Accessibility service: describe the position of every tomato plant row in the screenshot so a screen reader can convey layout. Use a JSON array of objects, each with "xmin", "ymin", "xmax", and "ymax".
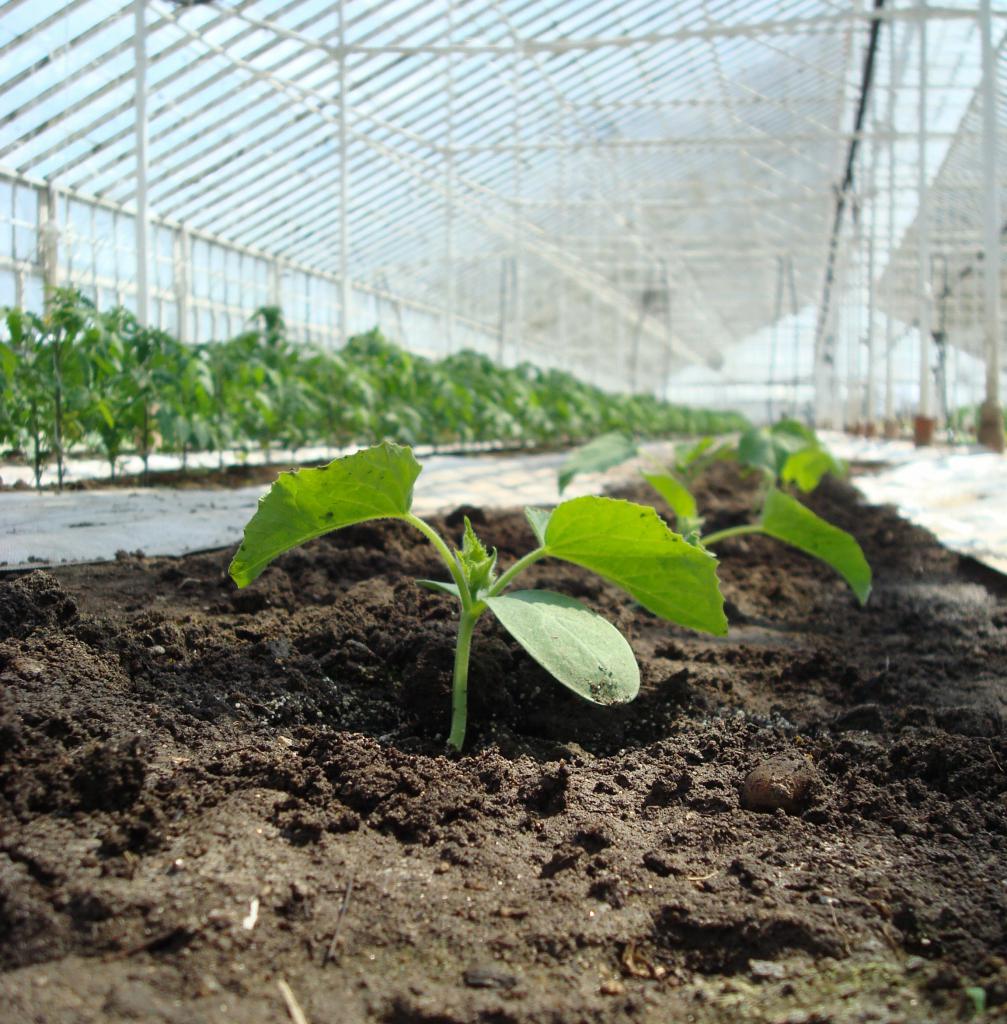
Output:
[{"xmin": 0, "ymin": 289, "xmax": 747, "ymax": 489}]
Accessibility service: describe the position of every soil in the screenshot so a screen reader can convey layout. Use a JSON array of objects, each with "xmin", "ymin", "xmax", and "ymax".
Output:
[{"xmin": 1, "ymin": 464, "xmax": 1005, "ymax": 1023}]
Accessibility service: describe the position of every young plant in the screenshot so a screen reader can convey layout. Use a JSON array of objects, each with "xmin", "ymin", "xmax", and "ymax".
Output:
[
  {"xmin": 229, "ymin": 442, "xmax": 727, "ymax": 751},
  {"xmin": 559, "ymin": 423, "xmax": 871, "ymax": 604}
]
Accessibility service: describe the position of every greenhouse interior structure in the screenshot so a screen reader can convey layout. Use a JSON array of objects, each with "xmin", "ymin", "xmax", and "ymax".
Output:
[{"xmin": 3, "ymin": 2, "xmax": 1007, "ymax": 1023}]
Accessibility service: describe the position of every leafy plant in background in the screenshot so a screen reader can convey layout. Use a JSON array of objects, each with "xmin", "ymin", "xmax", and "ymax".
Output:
[
  {"xmin": 0, "ymin": 291, "xmax": 747, "ymax": 485},
  {"xmin": 559, "ymin": 420, "xmax": 871, "ymax": 604},
  {"xmin": 229, "ymin": 442, "xmax": 727, "ymax": 751},
  {"xmin": 0, "ymin": 289, "xmax": 100, "ymax": 489}
]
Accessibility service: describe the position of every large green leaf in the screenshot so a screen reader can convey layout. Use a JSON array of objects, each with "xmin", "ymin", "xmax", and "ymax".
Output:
[
  {"xmin": 542, "ymin": 496, "xmax": 727, "ymax": 635},
  {"xmin": 230, "ymin": 441, "xmax": 420, "ymax": 586},
  {"xmin": 484, "ymin": 590, "xmax": 639, "ymax": 704},
  {"xmin": 760, "ymin": 488, "xmax": 871, "ymax": 604},
  {"xmin": 558, "ymin": 432, "xmax": 638, "ymax": 494},
  {"xmin": 780, "ymin": 446, "xmax": 844, "ymax": 493},
  {"xmin": 640, "ymin": 470, "xmax": 698, "ymax": 523}
]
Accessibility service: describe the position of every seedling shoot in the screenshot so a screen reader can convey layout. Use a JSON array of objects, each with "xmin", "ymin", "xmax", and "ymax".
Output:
[{"xmin": 230, "ymin": 442, "xmax": 727, "ymax": 751}]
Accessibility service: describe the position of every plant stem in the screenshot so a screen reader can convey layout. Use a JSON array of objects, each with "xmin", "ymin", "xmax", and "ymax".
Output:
[
  {"xmin": 403, "ymin": 512, "xmax": 471, "ymax": 606},
  {"xmin": 447, "ymin": 610, "xmax": 477, "ymax": 752},
  {"xmin": 487, "ymin": 547, "xmax": 546, "ymax": 597},
  {"xmin": 700, "ymin": 523, "xmax": 763, "ymax": 547}
]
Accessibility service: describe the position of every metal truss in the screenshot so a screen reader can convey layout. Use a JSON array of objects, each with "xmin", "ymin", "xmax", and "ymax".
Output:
[{"xmin": 0, "ymin": 0, "xmax": 1003, "ymax": 412}]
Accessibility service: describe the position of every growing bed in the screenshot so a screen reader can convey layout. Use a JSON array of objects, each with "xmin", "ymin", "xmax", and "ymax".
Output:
[{"xmin": 1, "ymin": 464, "xmax": 1005, "ymax": 1023}]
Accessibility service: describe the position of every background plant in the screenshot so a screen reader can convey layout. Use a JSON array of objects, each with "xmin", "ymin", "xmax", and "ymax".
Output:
[
  {"xmin": 559, "ymin": 421, "xmax": 871, "ymax": 604},
  {"xmin": 0, "ymin": 290, "xmax": 747, "ymax": 487}
]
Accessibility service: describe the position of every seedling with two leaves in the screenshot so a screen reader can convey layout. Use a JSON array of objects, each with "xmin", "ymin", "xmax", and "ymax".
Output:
[
  {"xmin": 230, "ymin": 442, "xmax": 727, "ymax": 751},
  {"xmin": 558, "ymin": 421, "xmax": 871, "ymax": 605}
]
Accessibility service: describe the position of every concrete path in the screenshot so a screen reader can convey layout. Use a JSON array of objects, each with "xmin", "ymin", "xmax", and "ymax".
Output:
[
  {"xmin": 0, "ymin": 449, "xmax": 642, "ymax": 569},
  {"xmin": 2, "ymin": 435, "xmax": 1006, "ymax": 576}
]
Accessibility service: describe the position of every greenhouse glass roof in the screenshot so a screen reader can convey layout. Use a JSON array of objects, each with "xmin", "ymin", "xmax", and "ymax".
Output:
[{"xmin": 0, "ymin": 0, "xmax": 1004, "ymax": 415}]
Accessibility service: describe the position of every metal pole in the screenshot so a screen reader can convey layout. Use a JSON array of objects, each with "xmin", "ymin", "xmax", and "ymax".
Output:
[
  {"xmin": 662, "ymin": 258, "xmax": 674, "ymax": 400},
  {"xmin": 787, "ymin": 256, "xmax": 800, "ymax": 417},
  {"xmin": 557, "ymin": 117, "xmax": 568, "ymax": 368},
  {"xmin": 41, "ymin": 182, "xmax": 60, "ymax": 309},
  {"xmin": 174, "ymin": 226, "xmax": 189, "ymax": 342},
  {"xmin": 884, "ymin": 15, "xmax": 898, "ymax": 436},
  {"xmin": 134, "ymin": 0, "xmax": 150, "ymax": 326},
  {"xmin": 846, "ymin": 210, "xmax": 861, "ymax": 430},
  {"xmin": 865, "ymin": 103, "xmax": 879, "ymax": 434},
  {"xmin": 979, "ymin": 0, "xmax": 1005, "ymax": 450},
  {"xmin": 768, "ymin": 255, "xmax": 784, "ymax": 423},
  {"xmin": 512, "ymin": 51, "xmax": 523, "ymax": 364},
  {"xmin": 338, "ymin": 0, "xmax": 351, "ymax": 346},
  {"xmin": 444, "ymin": 0, "xmax": 456, "ymax": 356},
  {"xmin": 915, "ymin": 0, "xmax": 934, "ymax": 442}
]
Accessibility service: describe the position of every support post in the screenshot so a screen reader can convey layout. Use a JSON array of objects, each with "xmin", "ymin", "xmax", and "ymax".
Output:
[
  {"xmin": 444, "ymin": 0, "xmax": 456, "ymax": 355},
  {"xmin": 338, "ymin": 0, "xmax": 352, "ymax": 345},
  {"xmin": 556, "ymin": 117, "xmax": 568, "ymax": 369},
  {"xmin": 768, "ymin": 255, "xmax": 784, "ymax": 424},
  {"xmin": 979, "ymin": 0, "xmax": 1005, "ymax": 451},
  {"xmin": 914, "ymin": 0, "xmax": 935, "ymax": 444},
  {"xmin": 661, "ymin": 259, "xmax": 674, "ymax": 400},
  {"xmin": 786, "ymin": 256, "xmax": 800, "ymax": 418},
  {"xmin": 134, "ymin": 0, "xmax": 150, "ymax": 326},
  {"xmin": 884, "ymin": 15, "xmax": 899, "ymax": 438},
  {"xmin": 511, "ymin": 49, "xmax": 523, "ymax": 364},
  {"xmin": 864, "ymin": 109, "xmax": 879, "ymax": 436},
  {"xmin": 40, "ymin": 182, "xmax": 60, "ymax": 309},
  {"xmin": 269, "ymin": 258, "xmax": 282, "ymax": 309},
  {"xmin": 174, "ymin": 226, "xmax": 190, "ymax": 342}
]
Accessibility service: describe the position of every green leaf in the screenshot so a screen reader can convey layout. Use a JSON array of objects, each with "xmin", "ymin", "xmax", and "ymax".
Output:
[
  {"xmin": 543, "ymin": 496, "xmax": 727, "ymax": 635},
  {"xmin": 416, "ymin": 579, "xmax": 461, "ymax": 599},
  {"xmin": 738, "ymin": 426, "xmax": 808, "ymax": 479},
  {"xmin": 524, "ymin": 506, "xmax": 552, "ymax": 546},
  {"xmin": 760, "ymin": 488, "xmax": 872, "ymax": 604},
  {"xmin": 558, "ymin": 431, "xmax": 637, "ymax": 494},
  {"xmin": 484, "ymin": 590, "xmax": 640, "ymax": 704},
  {"xmin": 230, "ymin": 441, "xmax": 420, "ymax": 587},
  {"xmin": 770, "ymin": 418, "xmax": 817, "ymax": 443},
  {"xmin": 640, "ymin": 470, "xmax": 698, "ymax": 523},
  {"xmin": 781, "ymin": 446, "xmax": 844, "ymax": 493}
]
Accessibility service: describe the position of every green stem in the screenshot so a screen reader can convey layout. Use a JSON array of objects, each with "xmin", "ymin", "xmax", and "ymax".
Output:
[
  {"xmin": 447, "ymin": 610, "xmax": 477, "ymax": 752},
  {"xmin": 700, "ymin": 523, "xmax": 763, "ymax": 547},
  {"xmin": 403, "ymin": 512, "xmax": 471, "ymax": 608},
  {"xmin": 486, "ymin": 547, "xmax": 546, "ymax": 597}
]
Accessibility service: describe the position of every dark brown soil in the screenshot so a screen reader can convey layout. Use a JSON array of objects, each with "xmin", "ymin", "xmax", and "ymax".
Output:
[{"xmin": 1, "ymin": 465, "xmax": 1005, "ymax": 1023}]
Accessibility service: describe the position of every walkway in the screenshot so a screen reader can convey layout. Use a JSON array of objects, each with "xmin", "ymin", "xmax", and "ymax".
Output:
[{"xmin": 2, "ymin": 436, "xmax": 1006, "ymax": 576}]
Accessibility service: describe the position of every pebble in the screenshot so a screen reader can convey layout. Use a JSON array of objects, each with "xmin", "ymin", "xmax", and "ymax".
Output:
[
  {"xmin": 463, "ymin": 966, "xmax": 517, "ymax": 990},
  {"xmin": 599, "ymin": 979, "xmax": 626, "ymax": 996},
  {"xmin": 148, "ymin": 644, "xmax": 166, "ymax": 656},
  {"xmin": 741, "ymin": 756, "xmax": 821, "ymax": 815},
  {"xmin": 10, "ymin": 657, "xmax": 45, "ymax": 677},
  {"xmin": 749, "ymin": 959, "xmax": 788, "ymax": 981}
]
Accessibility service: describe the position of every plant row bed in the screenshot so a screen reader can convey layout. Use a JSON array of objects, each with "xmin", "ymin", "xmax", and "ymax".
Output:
[
  {"xmin": 1, "ymin": 462, "xmax": 1004, "ymax": 1022},
  {"xmin": 0, "ymin": 290, "xmax": 746, "ymax": 488}
]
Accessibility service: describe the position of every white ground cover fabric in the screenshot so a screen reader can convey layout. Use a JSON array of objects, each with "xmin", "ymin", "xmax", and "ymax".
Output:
[{"xmin": 1, "ymin": 437, "xmax": 1006, "ymax": 576}]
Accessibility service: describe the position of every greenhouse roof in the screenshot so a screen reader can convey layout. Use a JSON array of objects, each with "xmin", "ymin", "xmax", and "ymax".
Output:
[{"xmin": 0, "ymin": 0, "xmax": 1003, "ymax": 393}]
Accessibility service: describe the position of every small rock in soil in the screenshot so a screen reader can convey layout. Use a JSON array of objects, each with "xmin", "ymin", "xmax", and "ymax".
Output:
[
  {"xmin": 463, "ymin": 965, "xmax": 518, "ymax": 990},
  {"xmin": 741, "ymin": 755, "xmax": 820, "ymax": 815},
  {"xmin": 749, "ymin": 959, "xmax": 788, "ymax": 981}
]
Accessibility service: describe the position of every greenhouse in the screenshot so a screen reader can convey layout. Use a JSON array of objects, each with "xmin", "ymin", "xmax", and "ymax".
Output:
[{"xmin": 2, "ymin": 2, "xmax": 1007, "ymax": 1022}]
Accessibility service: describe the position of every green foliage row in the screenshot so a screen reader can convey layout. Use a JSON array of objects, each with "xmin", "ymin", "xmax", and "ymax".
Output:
[{"xmin": 0, "ymin": 289, "xmax": 748, "ymax": 488}]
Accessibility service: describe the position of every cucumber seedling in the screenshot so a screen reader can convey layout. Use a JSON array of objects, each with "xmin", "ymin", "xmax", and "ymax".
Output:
[
  {"xmin": 559, "ymin": 423, "xmax": 871, "ymax": 605},
  {"xmin": 229, "ymin": 442, "xmax": 727, "ymax": 751}
]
